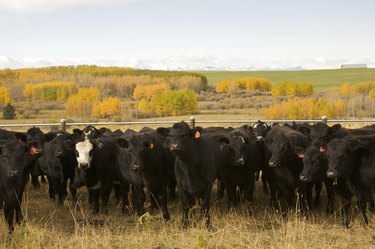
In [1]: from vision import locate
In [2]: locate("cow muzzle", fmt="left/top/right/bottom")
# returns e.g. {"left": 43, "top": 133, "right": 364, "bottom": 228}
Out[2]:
{"left": 268, "top": 161, "right": 279, "bottom": 167}
{"left": 234, "top": 156, "right": 245, "bottom": 166}
{"left": 326, "top": 171, "right": 337, "bottom": 179}
{"left": 9, "top": 170, "right": 20, "bottom": 177}
{"left": 256, "top": 136, "right": 264, "bottom": 142}
{"left": 79, "top": 162, "right": 90, "bottom": 169}
{"left": 132, "top": 164, "right": 142, "bottom": 171}
{"left": 170, "top": 144, "right": 180, "bottom": 152}
{"left": 299, "top": 175, "right": 308, "bottom": 182}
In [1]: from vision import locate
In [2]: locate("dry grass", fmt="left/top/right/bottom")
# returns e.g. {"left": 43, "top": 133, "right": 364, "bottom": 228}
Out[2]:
{"left": 1, "top": 182, "right": 374, "bottom": 249}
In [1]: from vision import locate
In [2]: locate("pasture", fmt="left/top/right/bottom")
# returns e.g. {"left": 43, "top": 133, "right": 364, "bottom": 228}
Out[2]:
{"left": 1, "top": 180, "right": 374, "bottom": 248}
{"left": 195, "top": 68, "right": 375, "bottom": 87}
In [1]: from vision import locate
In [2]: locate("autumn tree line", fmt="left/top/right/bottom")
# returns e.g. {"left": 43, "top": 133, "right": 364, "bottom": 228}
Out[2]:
{"left": 0, "top": 66, "right": 375, "bottom": 120}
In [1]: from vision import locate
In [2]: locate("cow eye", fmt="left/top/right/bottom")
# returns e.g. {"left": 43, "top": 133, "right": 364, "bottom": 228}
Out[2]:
{"left": 75, "top": 150, "right": 79, "bottom": 157}
{"left": 89, "top": 149, "right": 93, "bottom": 157}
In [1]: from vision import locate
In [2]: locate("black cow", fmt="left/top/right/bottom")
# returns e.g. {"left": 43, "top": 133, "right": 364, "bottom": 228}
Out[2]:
{"left": 0, "top": 139, "right": 33, "bottom": 232}
{"left": 116, "top": 132, "right": 170, "bottom": 220}
{"left": 295, "top": 146, "right": 335, "bottom": 214}
{"left": 74, "top": 136, "right": 118, "bottom": 214}
{"left": 37, "top": 132, "right": 77, "bottom": 206}
{"left": 326, "top": 135, "right": 375, "bottom": 227}
{"left": 164, "top": 122, "right": 220, "bottom": 229}
{"left": 265, "top": 125, "right": 312, "bottom": 217}
{"left": 218, "top": 128, "right": 261, "bottom": 209}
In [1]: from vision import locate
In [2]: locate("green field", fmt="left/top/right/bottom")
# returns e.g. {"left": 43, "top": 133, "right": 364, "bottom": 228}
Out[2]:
{"left": 194, "top": 68, "right": 375, "bottom": 87}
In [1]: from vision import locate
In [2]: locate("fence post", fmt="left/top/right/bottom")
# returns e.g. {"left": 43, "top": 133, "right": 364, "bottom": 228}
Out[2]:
{"left": 189, "top": 116, "right": 196, "bottom": 129}
{"left": 60, "top": 118, "right": 67, "bottom": 132}
{"left": 322, "top": 115, "right": 328, "bottom": 124}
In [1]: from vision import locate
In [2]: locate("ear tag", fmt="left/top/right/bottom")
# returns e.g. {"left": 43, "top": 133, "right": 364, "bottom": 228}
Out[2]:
{"left": 194, "top": 131, "right": 201, "bottom": 139}
{"left": 298, "top": 153, "right": 304, "bottom": 158}
{"left": 150, "top": 143, "right": 154, "bottom": 149}
{"left": 319, "top": 147, "right": 326, "bottom": 152}
{"left": 29, "top": 146, "right": 38, "bottom": 155}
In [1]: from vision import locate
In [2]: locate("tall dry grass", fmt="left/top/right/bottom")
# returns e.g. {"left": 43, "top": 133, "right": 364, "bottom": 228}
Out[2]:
{"left": 1, "top": 181, "right": 374, "bottom": 249}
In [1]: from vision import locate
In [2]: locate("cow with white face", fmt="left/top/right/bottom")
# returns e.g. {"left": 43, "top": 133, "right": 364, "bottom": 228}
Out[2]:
{"left": 75, "top": 138, "right": 94, "bottom": 169}
{"left": 73, "top": 137, "right": 117, "bottom": 214}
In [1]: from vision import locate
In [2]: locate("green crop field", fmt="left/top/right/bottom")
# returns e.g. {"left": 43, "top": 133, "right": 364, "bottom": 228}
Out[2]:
{"left": 194, "top": 68, "right": 375, "bottom": 88}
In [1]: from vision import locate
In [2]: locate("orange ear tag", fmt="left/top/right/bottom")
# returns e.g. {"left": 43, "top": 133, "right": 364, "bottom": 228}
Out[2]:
{"left": 298, "top": 154, "right": 304, "bottom": 158}
{"left": 29, "top": 146, "right": 38, "bottom": 155}
{"left": 319, "top": 147, "right": 326, "bottom": 152}
{"left": 150, "top": 143, "right": 154, "bottom": 149}
{"left": 194, "top": 131, "right": 201, "bottom": 139}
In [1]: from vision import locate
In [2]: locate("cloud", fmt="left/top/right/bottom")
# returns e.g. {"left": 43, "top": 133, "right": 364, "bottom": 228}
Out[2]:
{"left": 0, "top": 55, "right": 374, "bottom": 71}
{"left": 0, "top": 0, "right": 141, "bottom": 14}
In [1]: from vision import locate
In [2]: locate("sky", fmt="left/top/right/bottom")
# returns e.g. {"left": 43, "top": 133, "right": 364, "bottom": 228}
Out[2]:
{"left": 0, "top": 0, "right": 374, "bottom": 70}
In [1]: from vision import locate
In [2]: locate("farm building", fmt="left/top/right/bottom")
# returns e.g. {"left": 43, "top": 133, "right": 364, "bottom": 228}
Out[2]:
{"left": 341, "top": 64, "right": 367, "bottom": 69}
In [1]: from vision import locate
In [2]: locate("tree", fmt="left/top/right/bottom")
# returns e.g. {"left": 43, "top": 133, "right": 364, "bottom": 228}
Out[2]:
{"left": 3, "top": 103, "right": 16, "bottom": 120}
{"left": 92, "top": 97, "right": 122, "bottom": 119}
{"left": 65, "top": 87, "right": 100, "bottom": 119}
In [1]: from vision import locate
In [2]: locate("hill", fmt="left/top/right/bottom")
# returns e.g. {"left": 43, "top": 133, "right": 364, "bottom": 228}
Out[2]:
{"left": 194, "top": 68, "right": 375, "bottom": 88}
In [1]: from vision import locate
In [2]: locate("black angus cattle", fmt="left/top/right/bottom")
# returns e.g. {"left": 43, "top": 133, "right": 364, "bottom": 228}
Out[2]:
{"left": 252, "top": 120, "right": 272, "bottom": 195}
{"left": 165, "top": 121, "right": 220, "bottom": 229}
{"left": 265, "top": 125, "right": 312, "bottom": 217}
{"left": 37, "top": 132, "right": 77, "bottom": 206}
{"left": 0, "top": 139, "right": 34, "bottom": 232}
{"left": 326, "top": 134, "right": 375, "bottom": 228}
{"left": 116, "top": 132, "right": 170, "bottom": 220}
{"left": 218, "top": 128, "right": 261, "bottom": 209}
{"left": 74, "top": 136, "right": 118, "bottom": 214}
{"left": 295, "top": 146, "right": 335, "bottom": 214}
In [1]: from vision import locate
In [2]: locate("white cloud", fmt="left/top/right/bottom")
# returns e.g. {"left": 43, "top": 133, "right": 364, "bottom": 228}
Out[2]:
{"left": 0, "top": 55, "right": 374, "bottom": 71}
{"left": 0, "top": 0, "right": 142, "bottom": 14}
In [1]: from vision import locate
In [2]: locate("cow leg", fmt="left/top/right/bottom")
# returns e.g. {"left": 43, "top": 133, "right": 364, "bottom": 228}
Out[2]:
{"left": 159, "top": 187, "right": 170, "bottom": 221}
{"left": 226, "top": 183, "right": 236, "bottom": 210}
{"left": 113, "top": 183, "right": 121, "bottom": 205}
{"left": 217, "top": 179, "right": 225, "bottom": 200}
{"left": 47, "top": 176, "right": 55, "bottom": 202}
{"left": 324, "top": 178, "right": 335, "bottom": 214}
{"left": 168, "top": 177, "right": 177, "bottom": 202}
{"left": 132, "top": 184, "right": 145, "bottom": 216}
{"left": 261, "top": 170, "right": 269, "bottom": 194}
{"left": 56, "top": 180, "right": 67, "bottom": 207}
{"left": 358, "top": 196, "right": 368, "bottom": 226}
{"left": 69, "top": 180, "right": 78, "bottom": 207}
{"left": 201, "top": 188, "right": 212, "bottom": 230}
{"left": 4, "top": 204, "right": 15, "bottom": 233}
{"left": 90, "top": 189, "right": 100, "bottom": 214}
{"left": 314, "top": 180, "right": 323, "bottom": 207}
{"left": 100, "top": 183, "right": 112, "bottom": 215}
{"left": 341, "top": 197, "right": 351, "bottom": 228}
{"left": 179, "top": 190, "right": 194, "bottom": 229}
{"left": 121, "top": 182, "right": 130, "bottom": 214}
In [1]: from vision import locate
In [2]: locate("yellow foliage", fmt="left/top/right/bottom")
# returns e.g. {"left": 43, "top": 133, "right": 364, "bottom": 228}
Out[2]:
{"left": 264, "top": 97, "right": 346, "bottom": 119}
{"left": 92, "top": 97, "right": 121, "bottom": 118}
{"left": 215, "top": 78, "right": 271, "bottom": 93}
{"left": 339, "top": 83, "right": 352, "bottom": 95}
{"left": 22, "top": 82, "right": 78, "bottom": 101}
{"left": 65, "top": 87, "right": 100, "bottom": 119}
{"left": 351, "top": 81, "right": 375, "bottom": 95}
{"left": 0, "top": 86, "right": 12, "bottom": 104}
{"left": 149, "top": 89, "right": 198, "bottom": 116}
{"left": 138, "top": 98, "right": 151, "bottom": 112}
{"left": 133, "top": 83, "right": 170, "bottom": 100}
{"left": 272, "top": 81, "right": 313, "bottom": 96}
{"left": 369, "top": 89, "right": 375, "bottom": 99}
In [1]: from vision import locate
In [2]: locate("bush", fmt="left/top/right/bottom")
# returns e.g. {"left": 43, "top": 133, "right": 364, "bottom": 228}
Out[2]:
{"left": 65, "top": 87, "right": 100, "bottom": 119}
{"left": 92, "top": 97, "right": 122, "bottom": 119}
{"left": 3, "top": 103, "right": 16, "bottom": 120}
{"left": 23, "top": 82, "right": 78, "bottom": 101}
{"left": 215, "top": 78, "right": 271, "bottom": 94}
{"left": 271, "top": 81, "right": 313, "bottom": 96}
{"left": 0, "top": 86, "right": 12, "bottom": 105}
{"left": 149, "top": 89, "right": 198, "bottom": 116}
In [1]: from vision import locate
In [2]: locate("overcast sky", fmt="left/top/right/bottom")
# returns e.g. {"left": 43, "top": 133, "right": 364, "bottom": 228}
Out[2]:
{"left": 0, "top": 0, "right": 374, "bottom": 70}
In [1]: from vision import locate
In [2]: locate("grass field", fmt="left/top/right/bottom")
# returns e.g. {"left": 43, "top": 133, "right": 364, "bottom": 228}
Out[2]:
{"left": 194, "top": 68, "right": 375, "bottom": 87}
{"left": 1, "top": 182, "right": 374, "bottom": 248}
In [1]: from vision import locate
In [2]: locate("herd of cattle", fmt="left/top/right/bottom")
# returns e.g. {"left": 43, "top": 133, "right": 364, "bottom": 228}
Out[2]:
{"left": 0, "top": 121, "right": 375, "bottom": 233}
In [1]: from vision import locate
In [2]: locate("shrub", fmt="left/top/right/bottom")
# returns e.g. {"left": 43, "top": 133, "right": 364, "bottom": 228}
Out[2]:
{"left": 3, "top": 103, "right": 16, "bottom": 120}
{"left": 92, "top": 97, "right": 122, "bottom": 119}
{"left": 0, "top": 86, "right": 12, "bottom": 104}
{"left": 215, "top": 78, "right": 271, "bottom": 93}
{"left": 65, "top": 87, "right": 100, "bottom": 119}
{"left": 23, "top": 82, "right": 78, "bottom": 101}
{"left": 271, "top": 81, "right": 313, "bottom": 96}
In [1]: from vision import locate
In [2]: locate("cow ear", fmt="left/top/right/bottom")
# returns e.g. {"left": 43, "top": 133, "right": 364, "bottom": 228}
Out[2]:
{"left": 117, "top": 138, "right": 129, "bottom": 148}
{"left": 349, "top": 138, "right": 364, "bottom": 151}
{"left": 294, "top": 146, "right": 306, "bottom": 158}
{"left": 92, "top": 139, "right": 104, "bottom": 149}
{"left": 63, "top": 140, "right": 75, "bottom": 151}
{"left": 69, "top": 133, "right": 81, "bottom": 143}
{"left": 218, "top": 137, "right": 230, "bottom": 145}
{"left": 45, "top": 132, "right": 56, "bottom": 142}
{"left": 14, "top": 132, "right": 27, "bottom": 143}
{"left": 329, "top": 124, "right": 341, "bottom": 134}
{"left": 156, "top": 127, "right": 170, "bottom": 137}
{"left": 73, "top": 129, "right": 83, "bottom": 135}
{"left": 192, "top": 127, "right": 203, "bottom": 139}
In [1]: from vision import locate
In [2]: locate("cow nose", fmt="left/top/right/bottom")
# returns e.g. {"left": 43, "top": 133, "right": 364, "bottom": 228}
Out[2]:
{"left": 234, "top": 157, "right": 245, "bottom": 166}
{"left": 256, "top": 136, "right": 264, "bottom": 141}
{"left": 300, "top": 175, "right": 308, "bottom": 181}
{"left": 269, "top": 161, "right": 277, "bottom": 167}
{"left": 327, "top": 171, "right": 336, "bottom": 178}
{"left": 132, "top": 164, "right": 141, "bottom": 170}
{"left": 56, "top": 151, "right": 63, "bottom": 157}
{"left": 9, "top": 170, "right": 19, "bottom": 177}
{"left": 170, "top": 144, "right": 180, "bottom": 151}
{"left": 79, "top": 163, "right": 89, "bottom": 169}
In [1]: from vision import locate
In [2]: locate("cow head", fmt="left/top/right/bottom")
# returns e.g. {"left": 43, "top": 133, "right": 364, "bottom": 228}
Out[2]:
{"left": 127, "top": 133, "right": 155, "bottom": 171}
{"left": 326, "top": 137, "right": 363, "bottom": 179}
{"left": 73, "top": 125, "right": 100, "bottom": 140}
{"left": 50, "top": 132, "right": 75, "bottom": 159}
{"left": 252, "top": 120, "right": 269, "bottom": 142}
{"left": 0, "top": 140, "right": 29, "bottom": 184}
{"left": 168, "top": 122, "right": 202, "bottom": 157}
{"left": 23, "top": 127, "right": 49, "bottom": 157}
{"left": 309, "top": 123, "right": 342, "bottom": 149}
{"left": 296, "top": 146, "right": 327, "bottom": 182}
{"left": 219, "top": 132, "right": 249, "bottom": 167}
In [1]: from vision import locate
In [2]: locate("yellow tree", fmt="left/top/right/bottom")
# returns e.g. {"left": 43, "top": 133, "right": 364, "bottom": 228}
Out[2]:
{"left": 92, "top": 97, "right": 122, "bottom": 119}
{"left": 65, "top": 87, "right": 100, "bottom": 119}
{"left": 0, "top": 86, "right": 12, "bottom": 104}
